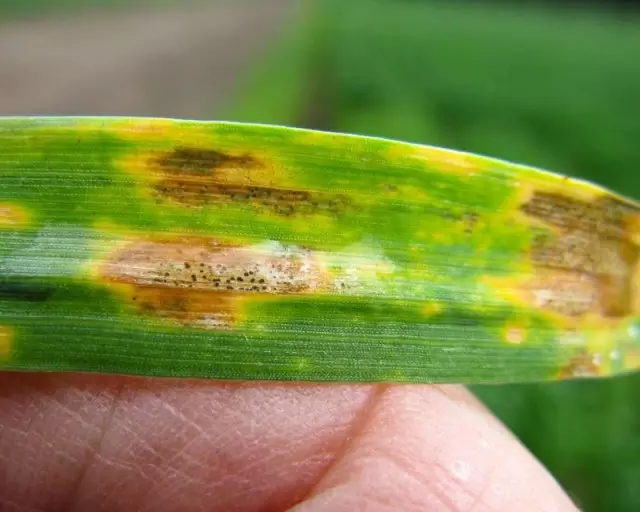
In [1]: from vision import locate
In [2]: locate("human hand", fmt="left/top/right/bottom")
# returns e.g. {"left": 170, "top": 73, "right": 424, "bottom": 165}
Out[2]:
{"left": 0, "top": 373, "right": 578, "bottom": 511}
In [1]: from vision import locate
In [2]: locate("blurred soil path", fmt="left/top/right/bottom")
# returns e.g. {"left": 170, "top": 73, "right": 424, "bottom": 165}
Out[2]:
{"left": 0, "top": 0, "right": 295, "bottom": 118}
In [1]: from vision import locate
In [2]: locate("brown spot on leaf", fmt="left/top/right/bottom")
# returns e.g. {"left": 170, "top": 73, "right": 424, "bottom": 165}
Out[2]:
{"left": 101, "top": 237, "right": 331, "bottom": 329}
{"left": 522, "top": 192, "right": 635, "bottom": 238}
{"left": 155, "top": 147, "right": 260, "bottom": 176}
{"left": 462, "top": 211, "right": 479, "bottom": 236}
{"left": 521, "top": 192, "right": 640, "bottom": 318}
{"left": 131, "top": 287, "right": 238, "bottom": 329}
{"left": 557, "top": 350, "right": 602, "bottom": 379}
{"left": 149, "top": 146, "right": 351, "bottom": 216}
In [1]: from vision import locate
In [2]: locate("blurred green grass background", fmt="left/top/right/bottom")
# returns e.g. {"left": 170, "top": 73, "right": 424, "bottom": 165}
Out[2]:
{"left": 230, "top": 1, "right": 640, "bottom": 510}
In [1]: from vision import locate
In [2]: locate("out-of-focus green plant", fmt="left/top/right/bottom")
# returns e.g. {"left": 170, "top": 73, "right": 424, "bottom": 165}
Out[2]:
{"left": 312, "top": 1, "right": 640, "bottom": 510}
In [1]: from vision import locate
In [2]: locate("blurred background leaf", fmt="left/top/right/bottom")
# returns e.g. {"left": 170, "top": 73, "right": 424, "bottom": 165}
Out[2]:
{"left": 1, "top": 0, "right": 639, "bottom": 510}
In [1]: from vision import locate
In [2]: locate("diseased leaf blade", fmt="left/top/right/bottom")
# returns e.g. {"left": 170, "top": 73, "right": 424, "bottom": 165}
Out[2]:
{"left": 1, "top": 116, "right": 638, "bottom": 383}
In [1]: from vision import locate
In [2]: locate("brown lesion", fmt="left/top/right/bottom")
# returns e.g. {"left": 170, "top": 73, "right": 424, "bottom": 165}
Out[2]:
{"left": 131, "top": 288, "right": 238, "bottom": 329}
{"left": 557, "top": 350, "right": 601, "bottom": 379}
{"left": 148, "top": 146, "right": 351, "bottom": 216}
{"left": 462, "top": 211, "right": 479, "bottom": 237}
{"left": 521, "top": 193, "right": 634, "bottom": 239}
{"left": 155, "top": 147, "right": 260, "bottom": 176}
{"left": 520, "top": 191, "right": 640, "bottom": 318}
{"left": 101, "top": 237, "right": 331, "bottom": 329}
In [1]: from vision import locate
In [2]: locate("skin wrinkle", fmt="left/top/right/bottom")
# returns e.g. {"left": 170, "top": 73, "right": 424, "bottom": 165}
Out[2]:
{"left": 0, "top": 375, "right": 578, "bottom": 512}
{"left": 1, "top": 498, "right": 46, "bottom": 512}
{"left": 73, "top": 385, "right": 204, "bottom": 511}
{"left": 377, "top": 445, "right": 465, "bottom": 512}
{"left": 0, "top": 375, "right": 117, "bottom": 510}
{"left": 404, "top": 450, "right": 475, "bottom": 512}
{"left": 91, "top": 452, "right": 156, "bottom": 486}
{"left": 63, "top": 380, "right": 374, "bottom": 512}
{"left": 290, "top": 386, "right": 465, "bottom": 512}
{"left": 291, "top": 473, "right": 456, "bottom": 512}
{"left": 139, "top": 421, "right": 289, "bottom": 511}
{"left": 193, "top": 385, "right": 378, "bottom": 511}
{"left": 134, "top": 395, "right": 218, "bottom": 482}
{"left": 292, "top": 384, "right": 386, "bottom": 507}
{"left": 205, "top": 429, "right": 329, "bottom": 492}
{"left": 64, "top": 379, "right": 125, "bottom": 512}
{"left": 292, "top": 436, "right": 464, "bottom": 510}
{"left": 426, "top": 429, "right": 496, "bottom": 511}
{"left": 69, "top": 381, "right": 181, "bottom": 511}
{"left": 30, "top": 428, "right": 78, "bottom": 466}
{"left": 465, "top": 451, "right": 499, "bottom": 512}
{"left": 14, "top": 382, "right": 38, "bottom": 481}
{"left": 292, "top": 385, "right": 578, "bottom": 512}
{"left": 139, "top": 469, "right": 208, "bottom": 512}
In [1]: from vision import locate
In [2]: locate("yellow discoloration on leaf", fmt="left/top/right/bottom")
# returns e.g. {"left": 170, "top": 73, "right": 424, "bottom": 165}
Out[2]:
{"left": 422, "top": 302, "right": 443, "bottom": 316}
{"left": 112, "top": 119, "right": 285, "bottom": 189}
{"left": 113, "top": 118, "right": 213, "bottom": 145}
{"left": 515, "top": 164, "right": 614, "bottom": 200}
{"left": 624, "top": 346, "right": 640, "bottom": 372}
{"left": 380, "top": 183, "right": 431, "bottom": 205}
{"left": 292, "top": 357, "right": 309, "bottom": 371}
{"left": 631, "top": 263, "right": 640, "bottom": 319}
{"left": 504, "top": 324, "right": 527, "bottom": 345}
{"left": 0, "top": 203, "right": 31, "bottom": 229}
{"left": 113, "top": 119, "right": 288, "bottom": 205}
{"left": 484, "top": 271, "right": 630, "bottom": 328}
{"left": 626, "top": 214, "right": 640, "bottom": 246}
{"left": 389, "top": 143, "right": 481, "bottom": 176}
{"left": 0, "top": 325, "right": 13, "bottom": 358}
{"left": 482, "top": 274, "right": 540, "bottom": 315}
{"left": 417, "top": 229, "right": 455, "bottom": 245}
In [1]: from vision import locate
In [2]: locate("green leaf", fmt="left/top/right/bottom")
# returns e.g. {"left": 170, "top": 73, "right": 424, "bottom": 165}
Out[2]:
{"left": 1, "top": 116, "right": 638, "bottom": 383}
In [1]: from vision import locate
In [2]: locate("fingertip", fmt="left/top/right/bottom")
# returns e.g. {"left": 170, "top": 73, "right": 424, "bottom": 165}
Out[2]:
{"left": 292, "top": 384, "right": 578, "bottom": 512}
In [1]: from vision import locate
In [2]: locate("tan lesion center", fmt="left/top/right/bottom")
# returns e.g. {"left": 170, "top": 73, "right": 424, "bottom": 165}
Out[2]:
{"left": 100, "top": 237, "right": 331, "bottom": 329}
{"left": 521, "top": 192, "right": 640, "bottom": 319}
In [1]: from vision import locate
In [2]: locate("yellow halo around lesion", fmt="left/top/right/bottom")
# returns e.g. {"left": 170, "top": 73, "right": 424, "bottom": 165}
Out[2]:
{"left": 0, "top": 325, "right": 13, "bottom": 359}
{"left": 0, "top": 203, "right": 32, "bottom": 230}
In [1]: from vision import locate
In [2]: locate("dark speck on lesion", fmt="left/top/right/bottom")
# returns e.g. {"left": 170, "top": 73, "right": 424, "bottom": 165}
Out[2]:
{"left": 149, "top": 146, "right": 353, "bottom": 218}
